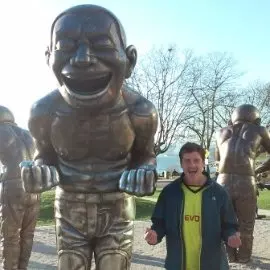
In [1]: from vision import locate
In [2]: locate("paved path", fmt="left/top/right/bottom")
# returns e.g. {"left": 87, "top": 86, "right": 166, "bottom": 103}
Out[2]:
{"left": 28, "top": 221, "right": 166, "bottom": 270}
{"left": 259, "top": 209, "right": 270, "bottom": 216}
{"left": 28, "top": 211, "right": 270, "bottom": 270}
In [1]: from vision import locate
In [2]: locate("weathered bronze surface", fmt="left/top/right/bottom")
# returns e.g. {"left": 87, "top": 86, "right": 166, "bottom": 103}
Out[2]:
{"left": 0, "top": 106, "right": 40, "bottom": 270}
{"left": 215, "top": 104, "right": 270, "bottom": 263}
{"left": 21, "top": 5, "right": 158, "bottom": 269}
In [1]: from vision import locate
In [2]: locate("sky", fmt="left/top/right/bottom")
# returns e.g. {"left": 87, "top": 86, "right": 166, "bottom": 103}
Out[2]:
{"left": 1, "top": 0, "right": 269, "bottom": 128}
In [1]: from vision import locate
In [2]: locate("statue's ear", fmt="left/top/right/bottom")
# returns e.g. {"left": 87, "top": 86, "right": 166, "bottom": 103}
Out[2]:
{"left": 45, "top": 46, "right": 50, "bottom": 66}
{"left": 125, "top": 45, "right": 137, "bottom": 78}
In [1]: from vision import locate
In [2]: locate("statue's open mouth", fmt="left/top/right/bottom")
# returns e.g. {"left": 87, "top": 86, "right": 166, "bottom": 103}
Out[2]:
{"left": 63, "top": 73, "right": 112, "bottom": 97}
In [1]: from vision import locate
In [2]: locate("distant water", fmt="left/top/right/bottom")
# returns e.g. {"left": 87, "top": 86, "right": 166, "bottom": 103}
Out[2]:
{"left": 157, "top": 154, "right": 216, "bottom": 174}
{"left": 157, "top": 155, "right": 182, "bottom": 173}
{"left": 156, "top": 146, "right": 217, "bottom": 173}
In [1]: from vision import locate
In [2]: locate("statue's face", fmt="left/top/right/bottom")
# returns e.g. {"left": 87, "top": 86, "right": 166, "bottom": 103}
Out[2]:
{"left": 49, "top": 12, "right": 129, "bottom": 108}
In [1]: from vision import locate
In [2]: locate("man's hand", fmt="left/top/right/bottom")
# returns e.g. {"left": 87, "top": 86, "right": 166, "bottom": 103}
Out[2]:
{"left": 227, "top": 232, "right": 241, "bottom": 248}
{"left": 144, "top": 228, "right": 158, "bottom": 245}
{"left": 119, "top": 168, "right": 157, "bottom": 196}
{"left": 20, "top": 160, "right": 60, "bottom": 193}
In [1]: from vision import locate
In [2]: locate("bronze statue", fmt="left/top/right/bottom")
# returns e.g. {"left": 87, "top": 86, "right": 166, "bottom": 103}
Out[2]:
{"left": 20, "top": 4, "right": 158, "bottom": 270}
{"left": 215, "top": 104, "right": 270, "bottom": 263}
{"left": 0, "top": 106, "right": 40, "bottom": 270}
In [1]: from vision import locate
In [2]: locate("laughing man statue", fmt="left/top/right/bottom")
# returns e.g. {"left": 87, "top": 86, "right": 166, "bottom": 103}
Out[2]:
{"left": 20, "top": 5, "right": 158, "bottom": 270}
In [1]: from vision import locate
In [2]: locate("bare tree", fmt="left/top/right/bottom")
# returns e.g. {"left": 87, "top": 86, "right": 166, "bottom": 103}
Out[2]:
{"left": 126, "top": 46, "right": 194, "bottom": 155}
{"left": 241, "top": 81, "right": 270, "bottom": 126}
{"left": 183, "top": 52, "right": 242, "bottom": 149}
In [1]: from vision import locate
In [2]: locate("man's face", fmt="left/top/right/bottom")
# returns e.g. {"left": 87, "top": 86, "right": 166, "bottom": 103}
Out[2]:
{"left": 181, "top": 151, "right": 205, "bottom": 182}
{"left": 49, "top": 12, "right": 130, "bottom": 108}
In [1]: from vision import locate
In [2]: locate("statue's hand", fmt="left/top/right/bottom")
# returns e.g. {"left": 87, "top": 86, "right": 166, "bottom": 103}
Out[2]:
{"left": 119, "top": 167, "right": 157, "bottom": 197}
{"left": 20, "top": 160, "right": 60, "bottom": 193}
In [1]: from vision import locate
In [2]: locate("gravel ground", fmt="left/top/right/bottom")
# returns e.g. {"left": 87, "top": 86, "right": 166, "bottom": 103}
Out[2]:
{"left": 27, "top": 213, "right": 270, "bottom": 270}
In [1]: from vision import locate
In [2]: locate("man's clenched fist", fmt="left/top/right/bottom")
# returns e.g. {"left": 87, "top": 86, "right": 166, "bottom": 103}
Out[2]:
{"left": 227, "top": 232, "right": 242, "bottom": 248}
{"left": 144, "top": 228, "right": 158, "bottom": 245}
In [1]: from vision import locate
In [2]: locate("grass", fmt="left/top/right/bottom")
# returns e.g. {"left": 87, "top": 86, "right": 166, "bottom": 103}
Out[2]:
{"left": 256, "top": 153, "right": 270, "bottom": 162}
{"left": 37, "top": 189, "right": 162, "bottom": 226}
{"left": 37, "top": 187, "right": 270, "bottom": 226}
{"left": 257, "top": 190, "right": 270, "bottom": 210}
{"left": 135, "top": 189, "right": 162, "bottom": 220}
{"left": 37, "top": 190, "right": 55, "bottom": 226}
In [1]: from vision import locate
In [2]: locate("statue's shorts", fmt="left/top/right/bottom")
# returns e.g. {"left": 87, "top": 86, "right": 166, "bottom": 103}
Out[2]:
{"left": 55, "top": 186, "right": 136, "bottom": 270}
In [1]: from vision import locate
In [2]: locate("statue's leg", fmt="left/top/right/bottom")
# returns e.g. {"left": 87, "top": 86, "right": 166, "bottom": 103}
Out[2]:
{"left": 218, "top": 177, "right": 237, "bottom": 263}
{"left": 96, "top": 250, "right": 130, "bottom": 270}
{"left": 234, "top": 182, "right": 256, "bottom": 263}
{"left": 0, "top": 180, "right": 25, "bottom": 269}
{"left": 18, "top": 193, "right": 40, "bottom": 270}
{"left": 57, "top": 249, "right": 90, "bottom": 270}
{"left": 225, "top": 245, "right": 237, "bottom": 263}
{"left": 225, "top": 195, "right": 238, "bottom": 264}
{"left": 55, "top": 187, "right": 93, "bottom": 270}
{"left": 94, "top": 193, "right": 135, "bottom": 270}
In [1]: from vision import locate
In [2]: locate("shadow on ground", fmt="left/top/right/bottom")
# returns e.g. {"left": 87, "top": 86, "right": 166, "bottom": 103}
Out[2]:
{"left": 132, "top": 253, "right": 164, "bottom": 268}
{"left": 230, "top": 256, "right": 270, "bottom": 270}
{"left": 32, "top": 241, "right": 56, "bottom": 255}
{"left": 28, "top": 261, "right": 56, "bottom": 270}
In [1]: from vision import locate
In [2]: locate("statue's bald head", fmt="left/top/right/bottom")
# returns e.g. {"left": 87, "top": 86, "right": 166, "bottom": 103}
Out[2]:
{"left": 231, "top": 104, "right": 260, "bottom": 125}
{"left": 0, "top": 106, "right": 15, "bottom": 124}
{"left": 46, "top": 4, "right": 137, "bottom": 108}
{"left": 49, "top": 5, "right": 127, "bottom": 51}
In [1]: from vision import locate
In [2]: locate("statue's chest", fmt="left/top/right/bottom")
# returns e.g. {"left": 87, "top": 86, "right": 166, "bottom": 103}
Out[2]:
{"left": 50, "top": 110, "right": 135, "bottom": 160}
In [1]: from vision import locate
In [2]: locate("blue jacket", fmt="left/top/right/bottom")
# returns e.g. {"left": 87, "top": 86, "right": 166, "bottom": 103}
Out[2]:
{"left": 151, "top": 174, "right": 238, "bottom": 270}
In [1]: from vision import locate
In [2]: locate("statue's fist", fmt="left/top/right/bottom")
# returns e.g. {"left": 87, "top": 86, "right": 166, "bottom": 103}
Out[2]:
{"left": 119, "top": 168, "right": 157, "bottom": 197}
{"left": 20, "top": 160, "right": 60, "bottom": 193}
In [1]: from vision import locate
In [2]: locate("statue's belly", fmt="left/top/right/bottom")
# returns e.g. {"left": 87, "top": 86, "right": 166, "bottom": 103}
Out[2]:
{"left": 51, "top": 111, "right": 135, "bottom": 161}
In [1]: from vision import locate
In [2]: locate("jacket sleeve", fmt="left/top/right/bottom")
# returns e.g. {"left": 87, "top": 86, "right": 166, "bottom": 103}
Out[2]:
{"left": 151, "top": 189, "right": 166, "bottom": 243}
{"left": 220, "top": 189, "right": 239, "bottom": 242}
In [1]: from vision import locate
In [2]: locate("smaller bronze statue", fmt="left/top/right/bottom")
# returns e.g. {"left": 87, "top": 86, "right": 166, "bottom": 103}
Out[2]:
{"left": 215, "top": 104, "right": 270, "bottom": 263}
{"left": 0, "top": 106, "right": 40, "bottom": 270}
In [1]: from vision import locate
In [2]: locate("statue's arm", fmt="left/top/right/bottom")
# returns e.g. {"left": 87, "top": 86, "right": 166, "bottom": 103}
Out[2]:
{"left": 21, "top": 94, "right": 60, "bottom": 193}
{"left": 119, "top": 91, "right": 158, "bottom": 196}
{"left": 255, "top": 127, "right": 270, "bottom": 174}
{"left": 129, "top": 99, "right": 158, "bottom": 169}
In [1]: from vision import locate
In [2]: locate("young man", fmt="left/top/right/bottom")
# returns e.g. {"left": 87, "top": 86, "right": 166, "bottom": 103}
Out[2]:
{"left": 145, "top": 142, "right": 241, "bottom": 270}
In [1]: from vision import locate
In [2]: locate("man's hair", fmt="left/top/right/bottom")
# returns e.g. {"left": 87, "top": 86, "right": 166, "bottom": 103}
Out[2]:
{"left": 179, "top": 142, "right": 205, "bottom": 163}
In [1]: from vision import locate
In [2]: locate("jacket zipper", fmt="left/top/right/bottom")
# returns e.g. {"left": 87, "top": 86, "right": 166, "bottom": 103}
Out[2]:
{"left": 179, "top": 187, "right": 185, "bottom": 270}
{"left": 200, "top": 184, "right": 211, "bottom": 269}
{"left": 200, "top": 190, "right": 203, "bottom": 269}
